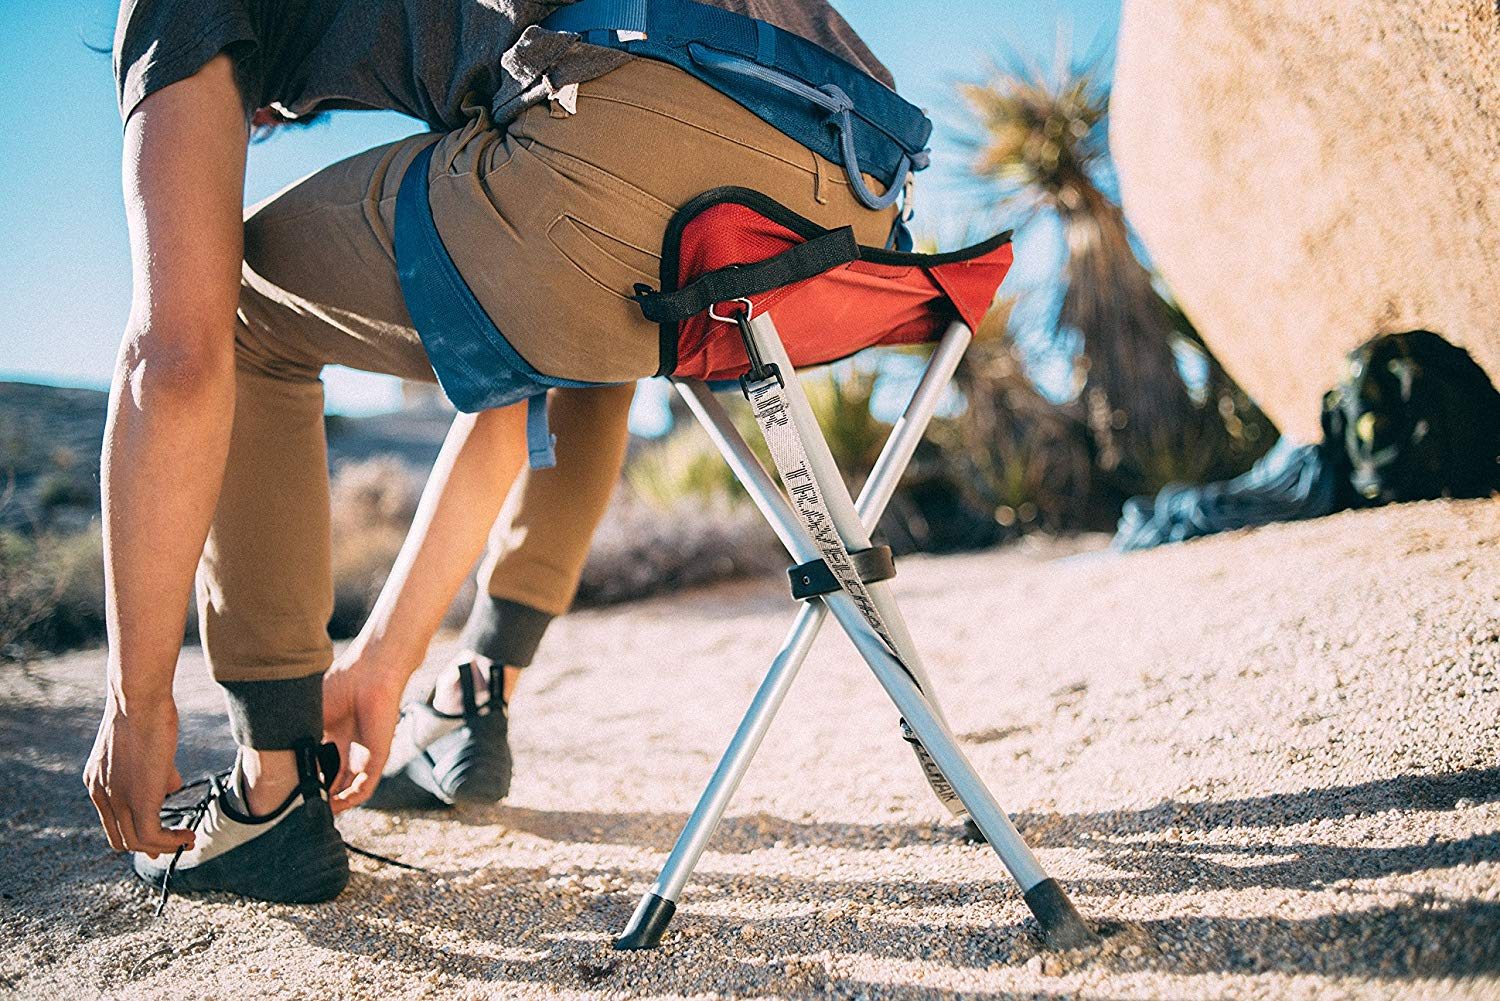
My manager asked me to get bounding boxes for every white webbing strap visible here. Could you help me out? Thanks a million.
[743,373,966,819]
[747,378,893,647]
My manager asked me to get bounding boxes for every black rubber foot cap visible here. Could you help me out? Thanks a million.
[614,892,676,950]
[1023,878,1098,950]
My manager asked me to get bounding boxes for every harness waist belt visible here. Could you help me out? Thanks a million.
[540,0,932,210]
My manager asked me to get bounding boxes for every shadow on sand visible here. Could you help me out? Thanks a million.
[2,697,1496,996]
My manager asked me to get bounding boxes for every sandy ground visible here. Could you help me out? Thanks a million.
[1,499,1497,1000]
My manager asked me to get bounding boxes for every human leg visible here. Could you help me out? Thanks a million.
[437,380,638,708]
[135,135,443,899]
[383,382,635,806]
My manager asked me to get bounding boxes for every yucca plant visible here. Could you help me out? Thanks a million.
[960,56,1198,490]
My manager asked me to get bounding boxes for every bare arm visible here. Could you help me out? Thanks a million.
[83,55,248,856]
[323,404,528,810]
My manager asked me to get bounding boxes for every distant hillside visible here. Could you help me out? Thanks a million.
[0,380,452,533]
[0,383,109,533]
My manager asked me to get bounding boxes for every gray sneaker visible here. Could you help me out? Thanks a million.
[369,662,512,809]
[134,742,349,909]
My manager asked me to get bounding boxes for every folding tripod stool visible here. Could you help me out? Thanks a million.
[613,190,1096,953]
[384,0,1094,951]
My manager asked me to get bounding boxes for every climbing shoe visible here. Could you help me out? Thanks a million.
[369,661,512,808]
[133,742,350,909]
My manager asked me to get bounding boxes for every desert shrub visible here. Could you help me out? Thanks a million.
[36,471,98,513]
[326,457,425,639]
[576,489,781,606]
[324,450,785,630]
[803,367,887,475]
[0,527,106,658]
[0,530,57,656]
[327,527,406,640]
[626,420,746,506]
[921,304,1102,537]
[329,455,423,528]
[39,528,108,651]
[628,368,888,502]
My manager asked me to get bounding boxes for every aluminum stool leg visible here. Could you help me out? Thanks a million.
[821,589,1096,948]
[613,600,827,949]
[744,313,1097,949]
[615,326,971,950]
[618,320,1093,950]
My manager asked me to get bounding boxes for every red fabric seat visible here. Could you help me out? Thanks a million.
[652,190,1014,382]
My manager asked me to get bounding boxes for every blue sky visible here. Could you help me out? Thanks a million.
[0,1,1119,413]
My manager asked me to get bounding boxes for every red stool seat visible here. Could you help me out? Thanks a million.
[639,188,1015,382]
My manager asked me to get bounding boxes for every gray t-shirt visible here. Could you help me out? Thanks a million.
[113,0,895,131]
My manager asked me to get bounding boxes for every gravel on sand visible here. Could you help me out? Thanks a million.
[1,498,1497,1000]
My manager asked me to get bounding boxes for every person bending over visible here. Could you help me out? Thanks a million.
[84,0,898,904]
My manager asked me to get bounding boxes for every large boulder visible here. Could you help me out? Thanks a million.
[1111,0,1500,443]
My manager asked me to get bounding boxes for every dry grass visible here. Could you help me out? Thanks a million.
[0,526,105,657]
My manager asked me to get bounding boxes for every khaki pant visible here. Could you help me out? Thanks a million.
[209,57,895,747]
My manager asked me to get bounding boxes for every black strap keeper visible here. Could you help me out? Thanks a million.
[788,545,896,599]
[632,227,860,324]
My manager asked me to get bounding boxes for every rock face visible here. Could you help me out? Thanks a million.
[1111,0,1500,443]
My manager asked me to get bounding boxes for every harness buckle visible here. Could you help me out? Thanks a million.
[713,300,783,397]
[739,363,784,400]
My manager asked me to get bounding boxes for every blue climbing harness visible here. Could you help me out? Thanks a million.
[540,0,932,214]
[393,0,935,468]
[394,141,588,469]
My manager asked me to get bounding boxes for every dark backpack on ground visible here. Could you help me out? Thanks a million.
[1322,330,1500,505]
[1115,329,1499,551]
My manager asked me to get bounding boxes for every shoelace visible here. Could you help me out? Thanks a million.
[153,764,428,916]
[155,771,226,916]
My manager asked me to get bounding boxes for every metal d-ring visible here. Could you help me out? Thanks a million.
[708,297,754,324]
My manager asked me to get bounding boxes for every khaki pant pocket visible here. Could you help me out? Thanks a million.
[524,140,676,219]
[548,213,661,301]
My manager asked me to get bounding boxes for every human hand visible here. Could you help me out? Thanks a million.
[83,695,194,858]
[321,652,407,813]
